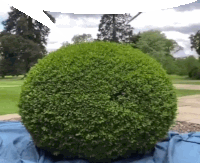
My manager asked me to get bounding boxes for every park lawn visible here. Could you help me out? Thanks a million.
[167,74,200,85]
[0,86,21,115]
[1,75,200,115]
[175,89,200,97]
[0,76,24,115]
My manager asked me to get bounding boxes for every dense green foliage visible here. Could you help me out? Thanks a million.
[97,14,134,43]
[0,6,56,78]
[130,30,186,76]
[174,56,200,76]
[189,67,199,78]
[188,66,200,79]
[190,30,200,61]
[18,41,178,162]
[161,55,179,75]
[0,33,43,78]
[195,70,200,79]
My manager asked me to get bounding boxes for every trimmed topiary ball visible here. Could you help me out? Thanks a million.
[18,41,178,163]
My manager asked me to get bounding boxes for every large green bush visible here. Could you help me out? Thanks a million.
[184,56,200,74]
[189,66,200,79]
[194,71,200,79]
[189,67,199,78]
[18,41,178,163]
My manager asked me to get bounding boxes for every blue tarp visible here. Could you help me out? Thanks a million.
[0,121,200,163]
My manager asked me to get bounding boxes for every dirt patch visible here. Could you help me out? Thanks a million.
[0,114,21,121]
[169,121,200,134]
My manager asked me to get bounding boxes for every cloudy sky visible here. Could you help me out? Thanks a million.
[0,1,200,59]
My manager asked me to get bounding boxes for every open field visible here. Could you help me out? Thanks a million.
[1,74,200,115]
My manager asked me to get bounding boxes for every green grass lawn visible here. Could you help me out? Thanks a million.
[167,74,200,85]
[0,76,24,115]
[1,74,200,115]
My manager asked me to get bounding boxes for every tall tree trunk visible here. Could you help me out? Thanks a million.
[27,16,34,40]
[112,14,118,43]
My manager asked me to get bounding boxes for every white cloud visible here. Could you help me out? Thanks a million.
[129,9,200,30]
[162,31,190,42]
[161,31,199,57]
[0,3,12,19]
[46,26,99,51]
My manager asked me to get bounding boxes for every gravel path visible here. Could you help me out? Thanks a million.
[169,121,200,134]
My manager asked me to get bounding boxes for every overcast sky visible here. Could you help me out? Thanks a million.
[0,1,200,59]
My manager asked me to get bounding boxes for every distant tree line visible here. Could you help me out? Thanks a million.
[1,12,200,79]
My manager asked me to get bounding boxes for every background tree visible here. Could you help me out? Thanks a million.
[61,41,71,47]
[58,41,72,50]
[0,34,43,78]
[184,55,200,74]
[0,32,22,77]
[173,55,200,76]
[189,30,200,61]
[135,30,183,59]
[127,32,141,48]
[161,55,179,75]
[1,6,56,56]
[0,6,56,78]
[165,39,184,59]
[174,58,190,76]
[133,30,184,74]
[136,30,169,53]
[103,12,142,43]
[97,14,134,43]
[55,41,71,49]
[0,57,15,78]
[72,33,94,44]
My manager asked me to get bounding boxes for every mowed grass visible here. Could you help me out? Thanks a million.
[1,74,200,115]
[0,75,24,115]
[167,74,200,85]
[166,74,200,96]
